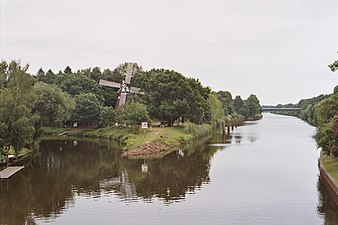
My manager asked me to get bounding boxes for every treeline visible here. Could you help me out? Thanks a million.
[0,60,261,154]
[270,86,338,156]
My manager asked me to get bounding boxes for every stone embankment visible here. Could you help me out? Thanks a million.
[320,165,338,205]
[122,141,169,158]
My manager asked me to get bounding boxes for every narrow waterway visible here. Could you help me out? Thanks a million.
[1,113,337,225]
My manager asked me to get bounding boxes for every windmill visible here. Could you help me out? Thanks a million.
[99,63,144,108]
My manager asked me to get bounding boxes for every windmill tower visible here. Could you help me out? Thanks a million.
[99,63,144,108]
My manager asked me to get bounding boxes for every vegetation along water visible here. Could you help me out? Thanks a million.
[1,113,337,224]
[0,60,337,224]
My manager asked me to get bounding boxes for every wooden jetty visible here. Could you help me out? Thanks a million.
[58,131,68,136]
[0,166,24,179]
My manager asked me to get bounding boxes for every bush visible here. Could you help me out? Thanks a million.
[316,118,335,156]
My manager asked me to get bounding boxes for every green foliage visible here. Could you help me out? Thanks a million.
[233,95,244,114]
[315,93,338,126]
[328,60,338,72]
[40,126,70,135]
[245,94,261,117]
[134,69,210,126]
[64,66,72,74]
[217,91,234,116]
[0,61,38,154]
[74,123,211,150]
[71,93,102,126]
[207,92,225,126]
[117,102,150,130]
[34,82,75,127]
[316,118,335,156]
[56,74,103,100]
[36,69,57,84]
[99,107,116,127]
[182,122,212,138]
[315,92,338,156]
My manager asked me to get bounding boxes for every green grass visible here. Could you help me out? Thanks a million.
[321,154,338,184]
[7,146,31,156]
[41,126,71,135]
[70,123,212,150]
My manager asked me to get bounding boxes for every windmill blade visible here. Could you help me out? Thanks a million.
[124,63,134,85]
[130,87,145,95]
[99,79,121,88]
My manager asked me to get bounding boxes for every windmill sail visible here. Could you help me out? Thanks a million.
[124,63,134,84]
[99,79,121,89]
[130,86,144,95]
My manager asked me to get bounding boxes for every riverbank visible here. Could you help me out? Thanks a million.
[246,114,263,121]
[0,147,32,167]
[320,154,338,205]
[68,123,212,158]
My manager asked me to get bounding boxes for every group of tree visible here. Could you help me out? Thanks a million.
[0,60,261,154]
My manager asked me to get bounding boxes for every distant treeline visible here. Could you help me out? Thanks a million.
[0,60,261,154]
[267,86,338,156]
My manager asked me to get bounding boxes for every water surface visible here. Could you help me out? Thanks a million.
[1,113,337,224]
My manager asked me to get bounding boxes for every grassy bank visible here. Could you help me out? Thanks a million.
[70,123,212,151]
[40,126,71,135]
[321,154,338,184]
[0,147,32,165]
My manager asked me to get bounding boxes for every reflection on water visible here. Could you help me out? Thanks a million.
[0,113,337,225]
[0,139,212,225]
[317,179,338,225]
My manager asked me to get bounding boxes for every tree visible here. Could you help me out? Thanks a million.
[99,107,116,127]
[315,93,338,126]
[316,118,335,156]
[79,67,103,82]
[233,95,243,114]
[36,68,57,84]
[0,61,38,154]
[217,91,235,116]
[245,94,261,117]
[71,93,102,126]
[56,73,104,102]
[134,69,210,126]
[117,102,150,131]
[64,66,72,74]
[207,92,224,126]
[34,82,75,127]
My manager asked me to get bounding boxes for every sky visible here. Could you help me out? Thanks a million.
[0,0,338,105]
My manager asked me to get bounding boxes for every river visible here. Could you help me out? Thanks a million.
[0,113,337,225]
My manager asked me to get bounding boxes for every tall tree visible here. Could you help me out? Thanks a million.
[34,82,75,127]
[99,107,116,127]
[245,94,261,117]
[0,61,38,154]
[71,93,102,126]
[64,66,72,74]
[118,102,150,130]
[207,92,225,126]
[233,95,244,114]
[217,91,235,116]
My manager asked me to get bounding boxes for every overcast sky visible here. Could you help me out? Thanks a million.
[1,0,338,104]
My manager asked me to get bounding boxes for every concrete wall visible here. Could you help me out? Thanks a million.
[320,166,338,205]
